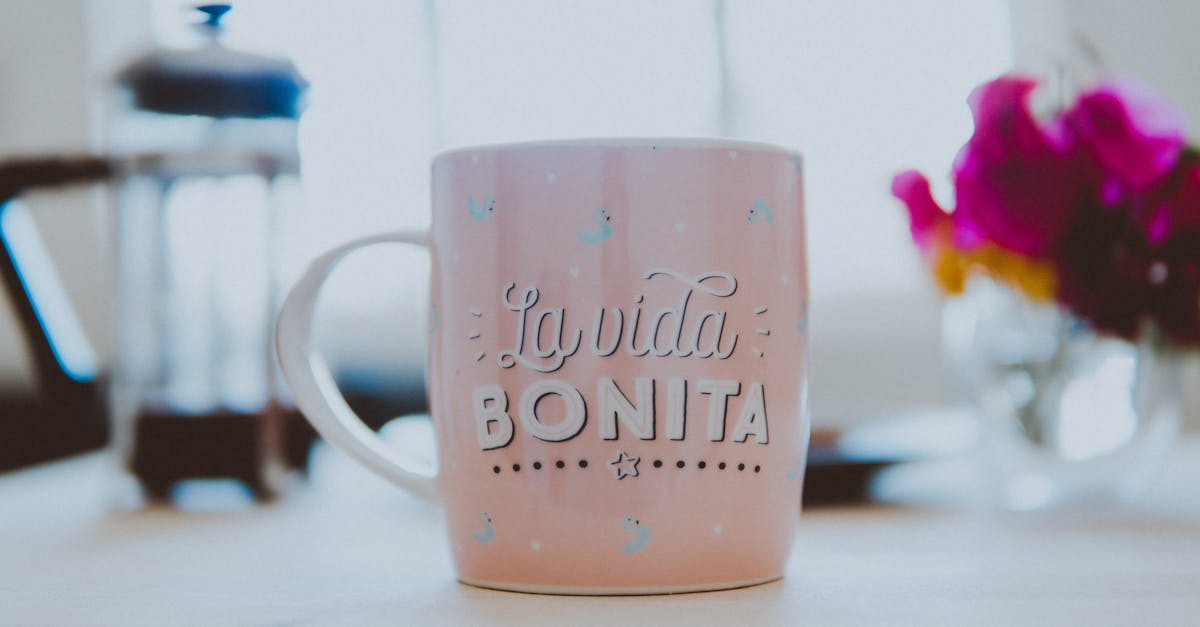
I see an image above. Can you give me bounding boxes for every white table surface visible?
[4,435,1200,626]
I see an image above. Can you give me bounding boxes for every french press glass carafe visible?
[0,4,311,500]
[109,4,310,499]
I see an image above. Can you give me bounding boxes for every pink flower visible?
[1054,208,1152,341]
[1068,77,1187,194]
[891,169,950,251]
[1140,160,1200,245]
[951,76,1085,257]
[892,73,1200,344]
[1148,228,1200,344]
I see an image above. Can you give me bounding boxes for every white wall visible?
[1012,0,1200,135]
[0,1,94,392]
[0,0,150,394]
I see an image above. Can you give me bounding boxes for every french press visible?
[0,4,312,499]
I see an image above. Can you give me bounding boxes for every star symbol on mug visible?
[608,451,640,480]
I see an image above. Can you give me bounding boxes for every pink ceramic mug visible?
[276,138,809,594]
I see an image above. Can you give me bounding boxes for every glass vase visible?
[943,276,1182,510]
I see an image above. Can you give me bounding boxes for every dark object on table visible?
[130,406,302,499]
[0,158,113,472]
[126,380,424,498]
[803,428,898,506]
[802,410,972,507]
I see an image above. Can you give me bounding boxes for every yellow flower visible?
[924,231,1056,301]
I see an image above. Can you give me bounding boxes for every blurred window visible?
[150,0,1013,417]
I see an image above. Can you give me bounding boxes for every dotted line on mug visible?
[491,460,762,474]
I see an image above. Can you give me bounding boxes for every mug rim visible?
[432,137,803,165]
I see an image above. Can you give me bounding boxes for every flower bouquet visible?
[893,75,1190,508]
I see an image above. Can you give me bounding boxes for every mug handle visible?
[275,231,438,502]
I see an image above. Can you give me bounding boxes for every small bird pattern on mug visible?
[620,517,651,554]
[576,208,613,244]
[473,511,495,544]
[747,199,775,227]
[467,195,496,222]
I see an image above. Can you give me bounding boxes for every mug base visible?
[457,573,782,596]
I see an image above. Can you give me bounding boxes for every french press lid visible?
[118,4,308,119]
